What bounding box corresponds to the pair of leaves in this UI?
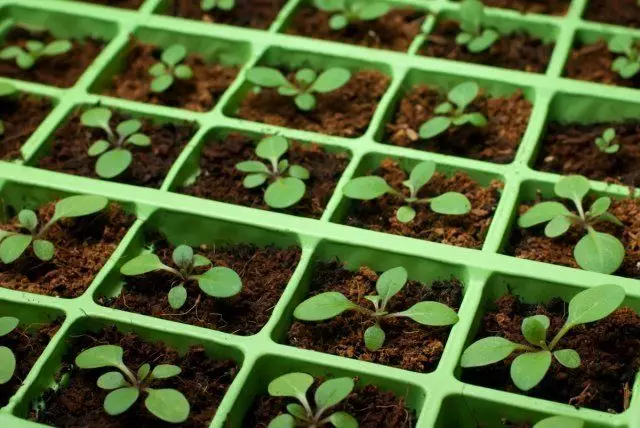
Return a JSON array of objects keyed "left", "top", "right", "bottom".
[
  {"left": 608, "top": 35, "right": 640, "bottom": 79},
  {"left": 313, "top": 0, "right": 391, "bottom": 30},
  {"left": 148, "top": 44, "right": 194, "bottom": 93},
  {"left": 456, "top": 0, "right": 499, "bottom": 52},
  {"left": 0, "top": 317, "right": 19, "bottom": 384},
  {"left": 0, "top": 40, "right": 72, "bottom": 69},
  {"left": 201, "top": 0, "right": 234, "bottom": 11},
  {"left": 595, "top": 128, "right": 619, "bottom": 154}
]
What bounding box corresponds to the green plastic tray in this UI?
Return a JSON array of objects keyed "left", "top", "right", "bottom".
[{"left": 0, "top": 0, "right": 639, "bottom": 427}]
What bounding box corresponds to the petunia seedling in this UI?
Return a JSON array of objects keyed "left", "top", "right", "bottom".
[
  {"left": 518, "top": 175, "right": 625, "bottom": 274},
  {"left": 595, "top": 127, "right": 619, "bottom": 154},
  {"left": 461, "top": 284, "right": 625, "bottom": 391},
  {"left": 534, "top": 416, "right": 584, "bottom": 428},
  {"left": 0, "top": 39, "right": 72, "bottom": 69},
  {"left": 313, "top": 0, "right": 390, "bottom": 30},
  {"left": 148, "top": 44, "right": 193, "bottom": 93},
  {"left": 75, "top": 345, "right": 190, "bottom": 423},
  {"left": 246, "top": 66, "right": 352, "bottom": 111},
  {"left": 419, "top": 82, "right": 488, "bottom": 140},
  {"left": 0, "top": 82, "right": 18, "bottom": 136},
  {"left": 120, "top": 244, "right": 242, "bottom": 310},
  {"left": 201, "top": 0, "right": 234, "bottom": 11},
  {"left": 0, "top": 195, "right": 108, "bottom": 264},
  {"left": 80, "top": 107, "right": 151, "bottom": 179},
  {"left": 608, "top": 35, "right": 640, "bottom": 79},
  {"left": 0, "top": 316, "right": 19, "bottom": 385},
  {"left": 294, "top": 266, "right": 459, "bottom": 351},
  {"left": 235, "top": 135, "right": 310, "bottom": 209},
  {"left": 342, "top": 160, "right": 472, "bottom": 223},
  {"left": 455, "top": 0, "right": 500, "bottom": 53},
  {"left": 267, "top": 372, "right": 358, "bottom": 428}
]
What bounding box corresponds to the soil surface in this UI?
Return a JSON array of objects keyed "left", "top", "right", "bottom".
[
  {"left": 287, "top": 7, "right": 423, "bottom": 52},
  {"left": 103, "top": 240, "right": 301, "bottom": 335},
  {"left": 104, "top": 39, "right": 239, "bottom": 112},
  {"left": 236, "top": 70, "right": 390, "bottom": 138},
  {"left": 565, "top": 40, "right": 640, "bottom": 89},
  {"left": 456, "top": 0, "right": 570, "bottom": 14},
  {"left": 164, "top": 0, "right": 287, "bottom": 29},
  {"left": 83, "top": 0, "right": 144, "bottom": 8},
  {"left": 0, "top": 202, "right": 134, "bottom": 298},
  {"left": 179, "top": 133, "right": 349, "bottom": 218},
  {"left": 31, "top": 327, "right": 239, "bottom": 427},
  {"left": 387, "top": 85, "right": 532, "bottom": 164},
  {"left": 1, "top": 95, "right": 51, "bottom": 161},
  {"left": 0, "top": 27, "right": 104, "bottom": 88},
  {"left": 344, "top": 159, "right": 502, "bottom": 249},
  {"left": 37, "top": 110, "right": 195, "bottom": 188},
  {"left": 463, "top": 294, "right": 640, "bottom": 413},
  {"left": 584, "top": 0, "right": 640, "bottom": 27},
  {"left": 422, "top": 20, "right": 553, "bottom": 73},
  {"left": 288, "top": 261, "right": 463, "bottom": 372}
]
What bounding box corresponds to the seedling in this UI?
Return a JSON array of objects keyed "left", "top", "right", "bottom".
[
  {"left": 0, "top": 195, "right": 108, "bottom": 264},
  {"left": 0, "top": 317, "right": 19, "bottom": 385},
  {"left": 148, "top": 44, "right": 193, "bottom": 93},
  {"left": 294, "top": 266, "right": 459, "bottom": 351},
  {"left": 235, "top": 135, "right": 310, "bottom": 209},
  {"left": 80, "top": 107, "right": 151, "bottom": 179},
  {"left": 246, "top": 66, "right": 351, "bottom": 111},
  {"left": 419, "top": 82, "right": 488, "bottom": 139},
  {"left": 313, "top": 0, "right": 390, "bottom": 30},
  {"left": 0, "top": 82, "right": 18, "bottom": 136},
  {"left": 455, "top": 0, "right": 500, "bottom": 53},
  {"left": 75, "top": 345, "right": 190, "bottom": 423},
  {"left": 201, "top": 0, "right": 234, "bottom": 10},
  {"left": 595, "top": 128, "right": 619, "bottom": 154},
  {"left": 608, "top": 35, "right": 640, "bottom": 79},
  {"left": 0, "top": 39, "right": 72, "bottom": 69},
  {"left": 267, "top": 372, "right": 358, "bottom": 428},
  {"left": 342, "top": 160, "right": 472, "bottom": 223},
  {"left": 534, "top": 416, "right": 584, "bottom": 428},
  {"left": 461, "top": 284, "right": 625, "bottom": 391},
  {"left": 120, "top": 244, "right": 242, "bottom": 310},
  {"left": 518, "top": 175, "right": 625, "bottom": 274}
]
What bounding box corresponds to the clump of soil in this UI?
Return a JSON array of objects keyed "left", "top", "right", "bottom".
[
  {"left": 422, "top": 21, "right": 553, "bottom": 73},
  {"left": 463, "top": 294, "right": 640, "bottom": 413},
  {"left": 103, "top": 240, "right": 301, "bottom": 335},
  {"left": 164, "top": 0, "right": 287, "bottom": 29},
  {"left": 565, "top": 40, "right": 640, "bottom": 89},
  {"left": 0, "top": 202, "right": 134, "bottom": 298},
  {"left": 236, "top": 70, "right": 390, "bottom": 138},
  {"left": 104, "top": 39, "right": 239, "bottom": 112},
  {"left": 344, "top": 159, "right": 502, "bottom": 249},
  {"left": 83, "top": 0, "right": 144, "bottom": 8},
  {"left": 30, "top": 327, "right": 239, "bottom": 427},
  {"left": 179, "top": 133, "right": 349, "bottom": 218},
  {"left": 287, "top": 7, "right": 423, "bottom": 52},
  {"left": 456, "top": 0, "right": 569, "bottom": 15},
  {"left": 0, "top": 27, "right": 104, "bottom": 88},
  {"left": 584, "top": 0, "right": 640, "bottom": 28},
  {"left": 1, "top": 95, "right": 52, "bottom": 161},
  {"left": 288, "top": 261, "right": 463, "bottom": 372},
  {"left": 37, "top": 110, "right": 195, "bottom": 188}
]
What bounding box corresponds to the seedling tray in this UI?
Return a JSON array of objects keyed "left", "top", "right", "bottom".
[{"left": 0, "top": 0, "right": 639, "bottom": 427}]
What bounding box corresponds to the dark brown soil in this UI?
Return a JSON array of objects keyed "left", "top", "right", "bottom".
[
  {"left": 288, "top": 261, "right": 463, "bottom": 372},
  {"left": 83, "top": 0, "right": 144, "bottom": 8},
  {"left": 236, "top": 70, "right": 390, "bottom": 138},
  {"left": 0, "top": 27, "right": 104, "bottom": 88},
  {"left": 386, "top": 85, "right": 532, "bottom": 164},
  {"left": 104, "top": 39, "right": 239, "bottom": 112},
  {"left": 457, "top": 0, "right": 569, "bottom": 14},
  {"left": 179, "top": 133, "right": 349, "bottom": 218},
  {"left": 0, "top": 202, "right": 134, "bottom": 298},
  {"left": 0, "top": 95, "right": 51, "bottom": 161},
  {"left": 565, "top": 40, "right": 640, "bottom": 89},
  {"left": 287, "top": 7, "right": 423, "bottom": 52},
  {"left": 462, "top": 294, "right": 640, "bottom": 413},
  {"left": 37, "top": 110, "right": 195, "bottom": 188},
  {"left": 422, "top": 20, "right": 553, "bottom": 73},
  {"left": 344, "top": 159, "right": 502, "bottom": 249},
  {"left": 164, "top": 0, "right": 287, "bottom": 29},
  {"left": 30, "top": 327, "right": 238, "bottom": 427},
  {"left": 584, "top": 0, "right": 640, "bottom": 27},
  {"left": 102, "top": 240, "right": 301, "bottom": 335}
]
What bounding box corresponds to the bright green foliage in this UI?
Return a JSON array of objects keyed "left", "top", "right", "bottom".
[
  {"left": 419, "top": 82, "right": 488, "bottom": 140},
  {"left": 0, "top": 316, "right": 19, "bottom": 384},
  {"left": 0, "top": 39, "right": 72, "bottom": 69},
  {"left": 313, "top": 0, "right": 390, "bottom": 30},
  {"left": 595, "top": 128, "right": 619, "bottom": 154},
  {"left": 246, "top": 66, "right": 351, "bottom": 111},
  {"left": 0, "top": 82, "right": 18, "bottom": 136},
  {"left": 148, "top": 44, "right": 193, "bottom": 93},
  {"left": 81, "top": 107, "right": 151, "bottom": 179},
  {"left": 533, "top": 416, "right": 584, "bottom": 428},
  {"left": 608, "top": 35, "right": 640, "bottom": 79},
  {"left": 518, "top": 175, "right": 625, "bottom": 274},
  {"left": 235, "top": 135, "right": 310, "bottom": 209},
  {"left": 461, "top": 284, "right": 625, "bottom": 391},
  {"left": 0, "top": 195, "right": 108, "bottom": 264},
  {"left": 343, "top": 160, "right": 471, "bottom": 224},
  {"left": 120, "top": 244, "right": 242, "bottom": 310},
  {"left": 294, "top": 267, "right": 459, "bottom": 351},
  {"left": 267, "top": 372, "right": 358, "bottom": 428},
  {"left": 75, "top": 345, "right": 190, "bottom": 423},
  {"left": 455, "top": 0, "right": 500, "bottom": 53},
  {"left": 201, "top": 0, "right": 234, "bottom": 11}
]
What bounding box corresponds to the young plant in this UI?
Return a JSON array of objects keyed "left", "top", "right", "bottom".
[
  {"left": 80, "top": 107, "right": 151, "bottom": 179},
  {"left": 0, "top": 316, "right": 19, "bottom": 385},
  {"left": 294, "top": 266, "right": 459, "bottom": 351},
  {"left": 201, "top": 0, "right": 234, "bottom": 11},
  {"left": 0, "top": 39, "right": 72, "bottom": 69},
  {"left": 455, "top": 0, "right": 500, "bottom": 53},
  {"left": 342, "top": 160, "right": 472, "bottom": 223},
  {"left": 148, "top": 44, "right": 193, "bottom": 93},
  {"left": 518, "top": 175, "right": 625, "bottom": 274},
  {"left": 534, "top": 416, "right": 584, "bottom": 428},
  {"left": 313, "top": 0, "right": 390, "bottom": 30},
  {"left": 267, "top": 372, "right": 357, "bottom": 428},
  {"left": 0, "top": 82, "right": 17, "bottom": 136},
  {"left": 75, "top": 345, "right": 190, "bottom": 423},
  {"left": 0, "top": 195, "right": 108, "bottom": 264},
  {"left": 608, "top": 35, "right": 640, "bottom": 79},
  {"left": 120, "top": 244, "right": 242, "bottom": 310},
  {"left": 235, "top": 135, "right": 310, "bottom": 209},
  {"left": 419, "top": 82, "right": 488, "bottom": 140},
  {"left": 246, "top": 66, "right": 351, "bottom": 111},
  {"left": 460, "top": 284, "right": 625, "bottom": 391},
  {"left": 595, "top": 128, "right": 619, "bottom": 154}
]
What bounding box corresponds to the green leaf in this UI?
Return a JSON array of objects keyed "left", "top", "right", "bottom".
[
  {"left": 295, "top": 68, "right": 317, "bottom": 86},
  {"left": 97, "top": 371, "right": 129, "bottom": 390},
  {"left": 162, "top": 44, "right": 187, "bottom": 66},
  {"left": 376, "top": 266, "right": 407, "bottom": 307},
  {"left": 237, "top": 161, "right": 269, "bottom": 174},
  {"left": 121, "top": 253, "right": 166, "bottom": 276},
  {"left": 608, "top": 34, "right": 633, "bottom": 54},
  {"left": 172, "top": 244, "right": 193, "bottom": 267},
  {"left": 174, "top": 64, "right": 193, "bottom": 80},
  {"left": 434, "top": 102, "right": 453, "bottom": 114},
  {"left": 456, "top": 32, "right": 473, "bottom": 45},
  {"left": 0, "top": 46, "right": 23, "bottom": 59},
  {"left": 364, "top": 324, "right": 385, "bottom": 351},
  {"left": 75, "top": 345, "right": 124, "bottom": 369},
  {"left": 459, "top": 0, "right": 483, "bottom": 34},
  {"left": 574, "top": 231, "right": 624, "bottom": 274},
  {"left": 268, "top": 372, "right": 313, "bottom": 400},
  {"left": 566, "top": 284, "right": 625, "bottom": 326},
  {"left": 197, "top": 266, "right": 242, "bottom": 298},
  {"left": 454, "top": 112, "right": 488, "bottom": 127},
  {"left": 289, "top": 165, "right": 310, "bottom": 180},
  {"left": 310, "top": 68, "right": 351, "bottom": 93},
  {"left": 619, "top": 61, "right": 640, "bottom": 79},
  {"left": 314, "top": 377, "right": 354, "bottom": 409},
  {"left": 138, "top": 364, "right": 150, "bottom": 381},
  {"left": 294, "top": 292, "right": 359, "bottom": 321},
  {"left": 356, "top": 2, "right": 390, "bottom": 20},
  {"left": 151, "top": 364, "right": 181, "bottom": 379},
  {"left": 554, "top": 175, "right": 590, "bottom": 203},
  {"left": 148, "top": 62, "right": 167, "bottom": 77},
  {"left": 295, "top": 93, "right": 316, "bottom": 111},
  {"left": 510, "top": 351, "right": 552, "bottom": 391},
  {"left": 116, "top": 120, "right": 141, "bottom": 138},
  {"left": 395, "top": 301, "right": 459, "bottom": 326},
  {"left": 243, "top": 173, "right": 268, "bottom": 189},
  {"left": 612, "top": 56, "right": 630, "bottom": 73},
  {"left": 256, "top": 135, "right": 288, "bottom": 161},
  {"left": 460, "top": 337, "right": 520, "bottom": 367},
  {"left": 151, "top": 74, "right": 174, "bottom": 93},
  {"left": 419, "top": 117, "right": 452, "bottom": 139},
  {"left": 468, "top": 29, "right": 499, "bottom": 53},
  {"left": 33, "top": 239, "right": 54, "bottom": 261},
  {"left": 104, "top": 387, "right": 139, "bottom": 415},
  {"left": 265, "top": 178, "right": 306, "bottom": 209},
  {"left": 268, "top": 414, "right": 296, "bottom": 428},
  {"left": 534, "top": 416, "right": 584, "bottom": 428},
  {"left": 168, "top": 285, "right": 187, "bottom": 309},
  {"left": 544, "top": 215, "right": 571, "bottom": 238},
  {"left": 42, "top": 40, "right": 72, "bottom": 56},
  {"left": 589, "top": 197, "right": 611, "bottom": 217},
  {"left": 598, "top": 211, "right": 623, "bottom": 227},
  {"left": 278, "top": 159, "right": 289, "bottom": 173},
  {"left": 553, "top": 349, "right": 580, "bottom": 369},
  {"left": 0, "top": 234, "right": 32, "bottom": 264},
  {"left": 329, "top": 14, "right": 349, "bottom": 30},
  {"left": 328, "top": 412, "right": 358, "bottom": 428},
  {"left": 247, "top": 67, "right": 290, "bottom": 88},
  {"left": 25, "top": 41, "right": 43, "bottom": 53},
  {"left": 408, "top": 161, "right": 436, "bottom": 193},
  {"left": 88, "top": 140, "right": 110, "bottom": 157},
  {"left": 279, "top": 86, "right": 299, "bottom": 96},
  {"left": 396, "top": 205, "right": 416, "bottom": 223},
  {"left": 16, "top": 52, "right": 34, "bottom": 69},
  {"left": 521, "top": 315, "right": 549, "bottom": 346},
  {"left": 192, "top": 254, "right": 211, "bottom": 267},
  {"left": 286, "top": 403, "right": 306, "bottom": 419},
  {"left": 96, "top": 149, "right": 133, "bottom": 178},
  {"left": 18, "top": 209, "right": 38, "bottom": 231},
  {"left": 0, "top": 317, "right": 19, "bottom": 336},
  {"left": 0, "top": 346, "right": 16, "bottom": 384},
  {"left": 430, "top": 192, "right": 471, "bottom": 215},
  {"left": 343, "top": 176, "right": 393, "bottom": 200},
  {"left": 81, "top": 107, "right": 112, "bottom": 130},
  {"left": 53, "top": 195, "right": 108, "bottom": 221},
  {"left": 518, "top": 202, "right": 571, "bottom": 228},
  {"left": 448, "top": 82, "right": 479, "bottom": 110},
  {"left": 127, "top": 134, "right": 151, "bottom": 147},
  {"left": 145, "top": 389, "right": 190, "bottom": 423}
]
